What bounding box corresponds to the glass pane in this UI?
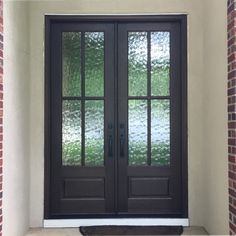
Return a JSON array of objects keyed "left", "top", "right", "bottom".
[
  {"left": 151, "top": 100, "right": 170, "bottom": 165},
  {"left": 85, "top": 100, "right": 104, "bottom": 166},
  {"left": 85, "top": 32, "right": 104, "bottom": 97},
  {"left": 151, "top": 32, "right": 170, "bottom": 96},
  {"left": 62, "top": 32, "right": 81, "bottom": 97},
  {"left": 128, "top": 32, "right": 147, "bottom": 96},
  {"left": 62, "top": 101, "right": 81, "bottom": 165},
  {"left": 129, "top": 100, "right": 147, "bottom": 165}
]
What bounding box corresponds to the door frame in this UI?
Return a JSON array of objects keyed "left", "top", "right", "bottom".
[{"left": 44, "top": 14, "right": 188, "bottom": 219}]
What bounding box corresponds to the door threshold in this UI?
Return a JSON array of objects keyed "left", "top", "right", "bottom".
[{"left": 44, "top": 218, "right": 189, "bottom": 228}]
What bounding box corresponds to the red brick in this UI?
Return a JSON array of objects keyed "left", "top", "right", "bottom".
[
  {"left": 231, "top": 113, "right": 236, "bottom": 121},
  {"left": 229, "top": 188, "right": 236, "bottom": 199},
  {"left": 228, "top": 87, "right": 236, "bottom": 96},
  {"left": 229, "top": 122, "right": 236, "bottom": 129},
  {"left": 231, "top": 130, "right": 236, "bottom": 137},
  {"left": 0, "top": 110, "right": 4, "bottom": 118},
  {"left": 229, "top": 70, "right": 236, "bottom": 79},
  {"left": 230, "top": 204, "right": 236, "bottom": 216},
  {"left": 230, "top": 196, "right": 234, "bottom": 205},
  {"left": 230, "top": 61, "right": 236, "bottom": 71},
  {"left": 229, "top": 170, "right": 236, "bottom": 179},
  {"left": 229, "top": 10, "right": 236, "bottom": 22},
  {"left": 229, "top": 53, "right": 236, "bottom": 63},
  {"left": 229, "top": 104, "right": 236, "bottom": 112},
  {"left": 228, "top": 95, "right": 236, "bottom": 104},
  {"left": 230, "top": 138, "right": 236, "bottom": 145},
  {"left": 228, "top": 3, "right": 236, "bottom": 15},
  {"left": 232, "top": 147, "right": 236, "bottom": 154},
  {"left": 233, "top": 180, "right": 236, "bottom": 188},
  {"left": 230, "top": 222, "right": 236, "bottom": 233},
  {"left": 228, "top": 19, "right": 236, "bottom": 31},
  {"left": 228, "top": 36, "right": 236, "bottom": 47},
  {"left": 229, "top": 155, "right": 236, "bottom": 163}
]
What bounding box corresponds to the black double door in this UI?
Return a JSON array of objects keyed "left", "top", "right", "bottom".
[{"left": 46, "top": 17, "right": 187, "bottom": 218}]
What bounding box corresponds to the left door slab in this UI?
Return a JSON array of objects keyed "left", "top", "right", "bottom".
[{"left": 47, "top": 22, "right": 115, "bottom": 217}]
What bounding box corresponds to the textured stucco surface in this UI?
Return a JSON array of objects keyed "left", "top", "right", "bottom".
[
  {"left": 202, "top": 0, "right": 228, "bottom": 234},
  {"left": 3, "top": 1, "right": 30, "bottom": 236}
]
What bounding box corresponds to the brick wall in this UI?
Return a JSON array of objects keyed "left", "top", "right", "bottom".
[
  {"left": 0, "top": 0, "right": 2, "bottom": 235},
  {"left": 228, "top": 0, "right": 236, "bottom": 234},
  {"left": 0, "top": 0, "right": 2, "bottom": 234}
]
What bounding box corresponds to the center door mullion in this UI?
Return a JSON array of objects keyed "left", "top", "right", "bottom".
[
  {"left": 104, "top": 23, "right": 116, "bottom": 213},
  {"left": 117, "top": 23, "right": 129, "bottom": 213}
]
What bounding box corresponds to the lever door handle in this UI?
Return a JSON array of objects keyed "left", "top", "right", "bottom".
[
  {"left": 120, "top": 124, "right": 125, "bottom": 158},
  {"left": 108, "top": 124, "right": 113, "bottom": 158}
]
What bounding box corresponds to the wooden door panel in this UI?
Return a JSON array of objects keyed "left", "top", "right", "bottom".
[
  {"left": 127, "top": 198, "right": 177, "bottom": 213},
  {"left": 60, "top": 199, "right": 106, "bottom": 214},
  {"left": 117, "top": 22, "right": 184, "bottom": 215},
  {"left": 63, "top": 178, "right": 105, "bottom": 198},
  {"left": 128, "top": 177, "right": 169, "bottom": 197},
  {"left": 48, "top": 22, "right": 115, "bottom": 216}
]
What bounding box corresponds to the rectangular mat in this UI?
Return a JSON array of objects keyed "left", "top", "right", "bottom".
[{"left": 80, "top": 225, "right": 183, "bottom": 235}]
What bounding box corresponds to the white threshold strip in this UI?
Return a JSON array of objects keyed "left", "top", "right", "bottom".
[{"left": 44, "top": 218, "right": 189, "bottom": 228}]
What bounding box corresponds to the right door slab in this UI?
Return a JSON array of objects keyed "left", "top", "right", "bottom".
[{"left": 117, "top": 22, "right": 185, "bottom": 216}]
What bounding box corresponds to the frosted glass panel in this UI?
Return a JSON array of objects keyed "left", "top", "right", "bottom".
[
  {"left": 62, "top": 32, "right": 81, "bottom": 97},
  {"left": 62, "top": 101, "right": 81, "bottom": 165},
  {"left": 151, "top": 100, "right": 170, "bottom": 165},
  {"left": 85, "top": 32, "right": 104, "bottom": 97},
  {"left": 85, "top": 100, "right": 104, "bottom": 166},
  {"left": 128, "top": 32, "right": 147, "bottom": 96},
  {"left": 129, "top": 100, "right": 147, "bottom": 165},
  {"left": 151, "top": 32, "right": 170, "bottom": 96}
]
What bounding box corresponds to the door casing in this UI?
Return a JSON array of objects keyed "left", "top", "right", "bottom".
[{"left": 44, "top": 15, "right": 188, "bottom": 219}]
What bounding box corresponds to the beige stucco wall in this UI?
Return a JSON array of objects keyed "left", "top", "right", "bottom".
[
  {"left": 202, "top": 0, "right": 228, "bottom": 234},
  {"left": 29, "top": 0, "right": 206, "bottom": 227},
  {"left": 1, "top": 1, "right": 228, "bottom": 235},
  {"left": 0, "top": 0, "right": 224, "bottom": 235},
  {"left": 3, "top": 1, "right": 30, "bottom": 236}
]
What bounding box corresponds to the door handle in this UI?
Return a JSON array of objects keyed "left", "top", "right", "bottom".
[
  {"left": 120, "top": 124, "right": 125, "bottom": 158},
  {"left": 108, "top": 124, "right": 113, "bottom": 158}
]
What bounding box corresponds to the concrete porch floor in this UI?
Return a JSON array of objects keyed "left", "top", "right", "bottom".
[{"left": 26, "top": 227, "right": 208, "bottom": 235}]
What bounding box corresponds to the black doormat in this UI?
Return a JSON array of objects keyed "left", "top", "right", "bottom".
[{"left": 79, "top": 225, "right": 183, "bottom": 235}]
